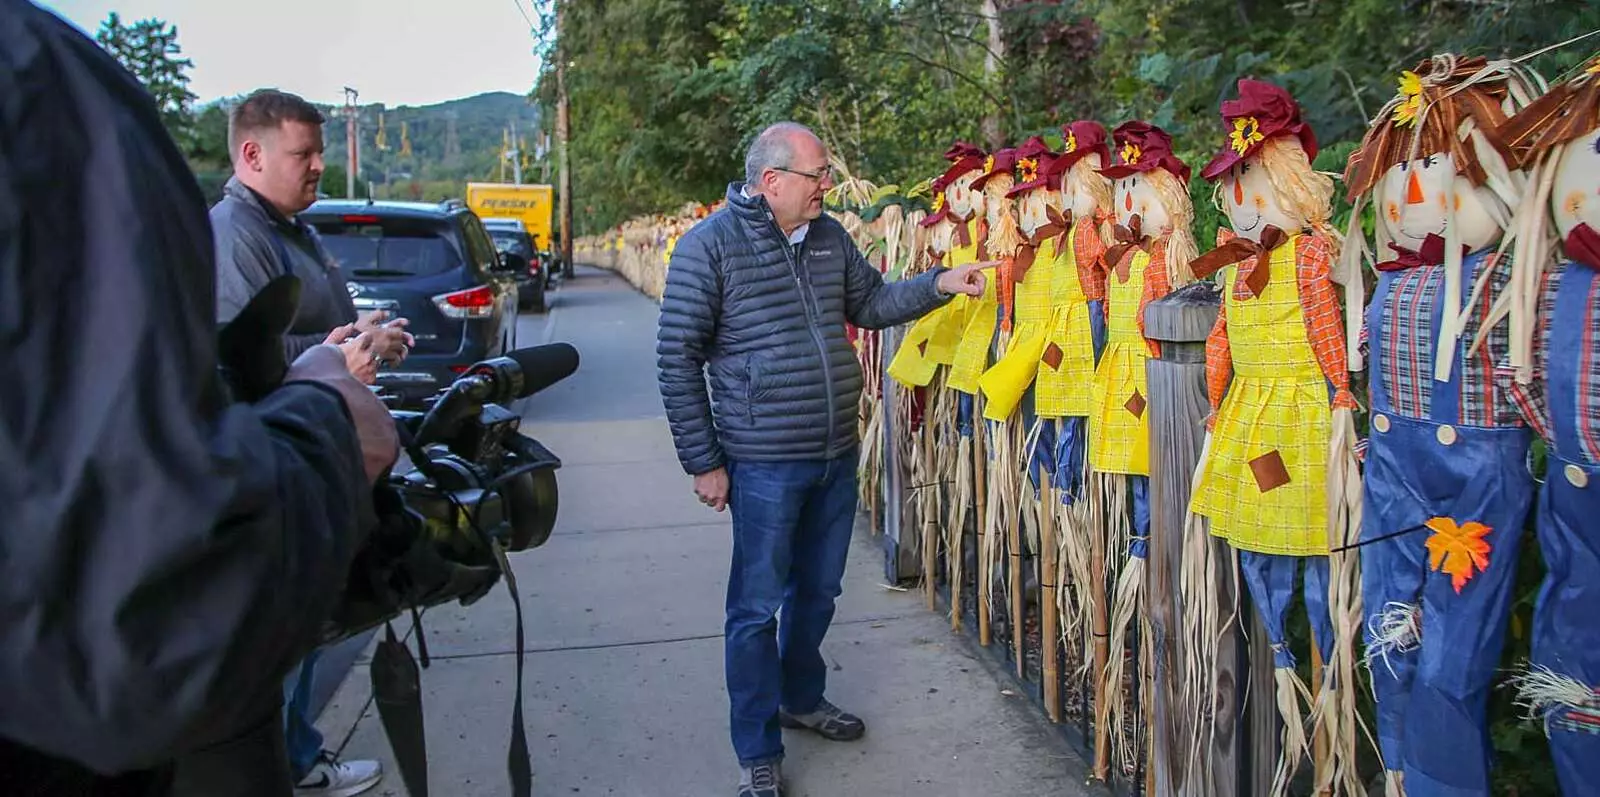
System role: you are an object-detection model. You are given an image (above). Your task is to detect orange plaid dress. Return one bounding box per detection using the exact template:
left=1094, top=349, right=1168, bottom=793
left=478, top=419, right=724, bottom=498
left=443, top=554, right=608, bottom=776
left=1190, top=231, right=1355, bottom=555
left=1036, top=218, right=1106, bottom=418
left=1089, top=240, right=1171, bottom=475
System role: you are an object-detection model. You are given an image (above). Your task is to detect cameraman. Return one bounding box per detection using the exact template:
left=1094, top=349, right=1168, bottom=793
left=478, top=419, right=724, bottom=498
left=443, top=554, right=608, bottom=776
left=0, top=3, right=398, bottom=795
left=211, top=88, right=411, bottom=795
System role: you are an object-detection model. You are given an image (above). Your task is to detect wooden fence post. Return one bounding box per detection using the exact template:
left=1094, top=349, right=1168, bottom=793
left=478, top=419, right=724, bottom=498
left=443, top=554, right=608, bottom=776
left=1143, top=283, right=1219, bottom=796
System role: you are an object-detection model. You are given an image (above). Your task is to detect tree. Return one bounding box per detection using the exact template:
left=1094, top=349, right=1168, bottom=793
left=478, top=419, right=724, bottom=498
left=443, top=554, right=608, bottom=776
left=95, top=12, right=198, bottom=150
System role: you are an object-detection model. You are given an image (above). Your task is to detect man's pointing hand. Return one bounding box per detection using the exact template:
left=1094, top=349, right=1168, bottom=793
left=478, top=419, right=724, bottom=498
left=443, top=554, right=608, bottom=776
left=936, top=259, right=1002, bottom=297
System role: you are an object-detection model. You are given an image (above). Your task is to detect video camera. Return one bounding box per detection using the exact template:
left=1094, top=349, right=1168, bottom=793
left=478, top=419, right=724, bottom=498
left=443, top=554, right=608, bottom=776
left=215, top=275, right=579, bottom=640
left=218, top=276, right=577, bottom=796
left=325, top=342, right=579, bottom=643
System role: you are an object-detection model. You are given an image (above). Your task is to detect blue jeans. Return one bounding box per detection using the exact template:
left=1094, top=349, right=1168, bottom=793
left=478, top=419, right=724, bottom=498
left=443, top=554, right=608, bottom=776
left=724, top=448, right=859, bottom=766
left=282, top=648, right=325, bottom=782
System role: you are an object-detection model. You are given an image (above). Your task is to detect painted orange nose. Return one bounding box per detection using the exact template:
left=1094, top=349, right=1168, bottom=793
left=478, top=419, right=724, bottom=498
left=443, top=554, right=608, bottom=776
left=1406, top=172, right=1425, bottom=205
left=1232, top=179, right=1244, bottom=207
left=1124, top=192, right=1133, bottom=212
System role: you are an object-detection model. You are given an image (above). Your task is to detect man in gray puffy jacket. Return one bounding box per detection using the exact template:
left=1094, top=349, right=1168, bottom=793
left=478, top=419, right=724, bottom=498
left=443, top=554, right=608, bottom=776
left=656, top=122, right=990, bottom=797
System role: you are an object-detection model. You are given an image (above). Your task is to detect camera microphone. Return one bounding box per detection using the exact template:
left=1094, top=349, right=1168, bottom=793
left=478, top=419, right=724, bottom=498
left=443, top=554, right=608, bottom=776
left=413, top=343, right=580, bottom=447
left=471, top=343, right=581, bottom=405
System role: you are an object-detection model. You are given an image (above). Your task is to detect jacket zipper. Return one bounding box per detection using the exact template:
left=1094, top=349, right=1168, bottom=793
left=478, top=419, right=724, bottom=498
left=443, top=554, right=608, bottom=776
left=766, top=211, right=836, bottom=456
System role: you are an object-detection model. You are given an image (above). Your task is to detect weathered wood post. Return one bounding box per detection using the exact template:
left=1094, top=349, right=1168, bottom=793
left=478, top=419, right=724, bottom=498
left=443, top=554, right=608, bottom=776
left=1142, top=282, right=1219, bottom=796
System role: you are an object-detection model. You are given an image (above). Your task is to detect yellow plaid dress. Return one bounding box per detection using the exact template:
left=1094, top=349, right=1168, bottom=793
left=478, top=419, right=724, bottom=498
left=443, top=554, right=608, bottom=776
left=1190, top=236, right=1329, bottom=555
left=886, top=221, right=979, bottom=387
left=1036, top=220, right=1102, bottom=418
left=947, top=225, right=996, bottom=395
left=977, top=236, right=1057, bottom=420
left=1089, top=248, right=1153, bottom=475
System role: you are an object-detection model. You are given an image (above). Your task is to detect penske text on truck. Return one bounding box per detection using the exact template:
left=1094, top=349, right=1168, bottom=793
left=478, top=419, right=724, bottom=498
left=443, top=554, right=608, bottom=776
left=465, top=183, right=555, bottom=249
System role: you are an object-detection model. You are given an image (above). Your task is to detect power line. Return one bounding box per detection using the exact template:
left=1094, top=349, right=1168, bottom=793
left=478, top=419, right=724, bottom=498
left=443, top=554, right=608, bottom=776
left=510, top=0, right=535, bottom=32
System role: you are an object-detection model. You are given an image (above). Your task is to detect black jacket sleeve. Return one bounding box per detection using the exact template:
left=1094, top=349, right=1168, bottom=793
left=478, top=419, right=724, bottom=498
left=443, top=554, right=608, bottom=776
left=0, top=3, right=370, bottom=773
left=841, top=232, right=950, bottom=330
left=655, top=227, right=725, bottom=475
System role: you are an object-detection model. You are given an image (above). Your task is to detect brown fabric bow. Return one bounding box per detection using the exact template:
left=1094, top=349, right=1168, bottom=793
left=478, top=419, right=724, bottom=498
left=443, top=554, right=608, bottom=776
left=1011, top=243, right=1037, bottom=283
left=1035, top=206, right=1071, bottom=246
left=1375, top=233, right=1449, bottom=271
left=1567, top=223, right=1600, bottom=271
left=951, top=211, right=975, bottom=249
left=1105, top=214, right=1153, bottom=282
left=976, top=217, right=991, bottom=261
left=1189, top=225, right=1288, bottom=299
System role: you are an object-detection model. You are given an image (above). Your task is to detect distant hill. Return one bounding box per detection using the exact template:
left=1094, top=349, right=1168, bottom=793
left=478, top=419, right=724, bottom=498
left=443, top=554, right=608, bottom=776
left=319, top=91, right=546, bottom=200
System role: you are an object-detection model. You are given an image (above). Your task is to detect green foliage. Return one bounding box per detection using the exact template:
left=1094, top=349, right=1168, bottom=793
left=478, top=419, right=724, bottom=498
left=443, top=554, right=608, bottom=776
left=95, top=13, right=198, bottom=152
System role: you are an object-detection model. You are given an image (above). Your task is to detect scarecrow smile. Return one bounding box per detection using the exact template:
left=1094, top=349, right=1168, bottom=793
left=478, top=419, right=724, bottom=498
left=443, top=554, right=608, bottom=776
left=1234, top=211, right=1262, bottom=233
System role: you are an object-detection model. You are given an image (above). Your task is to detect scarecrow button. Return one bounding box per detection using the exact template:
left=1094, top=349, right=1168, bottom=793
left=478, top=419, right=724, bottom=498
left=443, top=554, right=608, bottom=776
left=1373, top=414, right=1390, bottom=433
left=1436, top=424, right=1458, bottom=446
left=1566, top=464, right=1589, bottom=489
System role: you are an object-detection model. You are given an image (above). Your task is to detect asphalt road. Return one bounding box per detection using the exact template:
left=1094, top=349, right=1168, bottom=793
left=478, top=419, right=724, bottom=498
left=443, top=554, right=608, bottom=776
left=312, top=265, right=1100, bottom=797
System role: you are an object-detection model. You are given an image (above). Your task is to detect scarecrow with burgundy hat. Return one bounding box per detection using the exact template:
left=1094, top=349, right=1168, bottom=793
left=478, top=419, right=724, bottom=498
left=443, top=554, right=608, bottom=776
left=1344, top=54, right=1544, bottom=797
left=1024, top=120, right=1116, bottom=720
left=948, top=146, right=1030, bottom=651
left=915, top=142, right=992, bottom=630
left=1493, top=55, right=1600, bottom=795
left=1186, top=78, right=1368, bottom=796
left=1088, top=120, right=1199, bottom=778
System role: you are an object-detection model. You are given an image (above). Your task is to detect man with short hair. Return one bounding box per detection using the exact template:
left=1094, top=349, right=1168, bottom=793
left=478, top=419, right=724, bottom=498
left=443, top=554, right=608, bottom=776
left=211, top=88, right=408, bottom=797
left=657, top=122, right=990, bottom=797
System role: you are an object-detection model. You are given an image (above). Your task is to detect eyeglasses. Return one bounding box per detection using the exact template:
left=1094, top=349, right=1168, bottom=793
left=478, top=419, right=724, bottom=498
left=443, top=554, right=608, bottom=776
left=772, top=165, right=835, bottom=183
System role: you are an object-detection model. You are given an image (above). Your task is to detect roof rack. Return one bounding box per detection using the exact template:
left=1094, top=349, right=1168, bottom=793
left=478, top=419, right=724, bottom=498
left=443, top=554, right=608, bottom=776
left=439, top=198, right=468, bottom=212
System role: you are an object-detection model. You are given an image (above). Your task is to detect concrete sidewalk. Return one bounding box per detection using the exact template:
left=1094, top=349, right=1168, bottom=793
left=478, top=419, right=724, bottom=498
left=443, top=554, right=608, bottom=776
left=314, top=266, right=1100, bottom=797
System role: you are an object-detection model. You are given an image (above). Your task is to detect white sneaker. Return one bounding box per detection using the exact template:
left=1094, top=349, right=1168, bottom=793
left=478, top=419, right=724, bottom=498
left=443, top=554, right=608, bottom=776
left=294, top=751, right=383, bottom=797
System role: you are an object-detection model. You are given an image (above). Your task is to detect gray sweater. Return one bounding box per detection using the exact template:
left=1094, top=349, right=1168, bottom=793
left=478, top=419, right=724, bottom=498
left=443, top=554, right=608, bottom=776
left=211, top=177, right=358, bottom=357
left=656, top=182, right=951, bottom=475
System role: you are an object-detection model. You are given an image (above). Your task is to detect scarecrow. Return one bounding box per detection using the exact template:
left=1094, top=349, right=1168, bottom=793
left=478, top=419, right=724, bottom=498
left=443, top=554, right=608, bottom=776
left=1090, top=121, right=1198, bottom=776
left=1186, top=79, right=1365, bottom=795
left=1494, top=55, right=1600, bottom=796
left=918, top=143, right=992, bottom=630
left=1343, top=54, right=1542, bottom=796
left=959, top=147, right=1027, bottom=650
left=1040, top=122, right=1114, bottom=683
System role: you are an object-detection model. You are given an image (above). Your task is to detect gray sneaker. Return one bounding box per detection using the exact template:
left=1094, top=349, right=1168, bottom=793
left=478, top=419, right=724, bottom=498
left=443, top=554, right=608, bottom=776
left=778, top=697, right=866, bottom=741
left=737, top=760, right=783, bottom=797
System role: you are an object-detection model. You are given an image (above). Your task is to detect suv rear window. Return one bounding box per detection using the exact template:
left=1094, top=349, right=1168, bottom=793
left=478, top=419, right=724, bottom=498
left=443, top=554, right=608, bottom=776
left=311, top=216, right=463, bottom=278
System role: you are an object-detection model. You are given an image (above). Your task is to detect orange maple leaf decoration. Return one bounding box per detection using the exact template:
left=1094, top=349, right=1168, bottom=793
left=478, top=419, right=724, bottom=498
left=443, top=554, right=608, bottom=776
left=1424, top=516, right=1493, bottom=593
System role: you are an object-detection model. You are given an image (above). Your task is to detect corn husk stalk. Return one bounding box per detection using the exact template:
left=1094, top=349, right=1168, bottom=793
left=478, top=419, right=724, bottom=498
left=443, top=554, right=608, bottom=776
left=918, top=389, right=941, bottom=611
left=1038, top=465, right=1062, bottom=722
left=1098, top=536, right=1146, bottom=777
left=1055, top=433, right=1096, bottom=683
left=1309, top=406, right=1377, bottom=797
left=948, top=406, right=974, bottom=632
left=974, top=397, right=991, bottom=646
left=1089, top=471, right=1126, bottom=780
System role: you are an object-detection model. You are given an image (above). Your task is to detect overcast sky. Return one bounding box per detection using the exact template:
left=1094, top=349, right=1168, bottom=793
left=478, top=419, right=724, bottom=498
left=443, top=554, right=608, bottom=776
left=38, top=0, right=545, bottom=107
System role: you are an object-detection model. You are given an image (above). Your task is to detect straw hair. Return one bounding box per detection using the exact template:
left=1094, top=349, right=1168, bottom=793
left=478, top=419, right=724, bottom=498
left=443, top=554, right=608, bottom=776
left=1144, top=169, right=1199, bottom=286
left=1064, top=157, right=1116, bottom=247
left=1507, top=661, right=1595, bottom=727
left=985, top=176, right=1025, bottom=257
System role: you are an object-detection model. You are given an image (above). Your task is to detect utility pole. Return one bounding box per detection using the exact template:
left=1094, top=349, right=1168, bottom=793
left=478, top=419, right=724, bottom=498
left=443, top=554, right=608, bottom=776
left=556, top=0, right=573, bottom=277
left=509, top=117, right=523, bottom=184
left=343, top=86, right=360, bottom=198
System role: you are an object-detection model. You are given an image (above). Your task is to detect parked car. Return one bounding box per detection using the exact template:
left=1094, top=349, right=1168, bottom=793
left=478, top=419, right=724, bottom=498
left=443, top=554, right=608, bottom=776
left=481, top=216, right=548, bottom=312
left=301, top=198, right=520, bottom=407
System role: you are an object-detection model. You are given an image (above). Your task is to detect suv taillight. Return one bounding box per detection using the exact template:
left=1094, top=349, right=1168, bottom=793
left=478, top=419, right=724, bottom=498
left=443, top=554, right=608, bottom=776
left=433, top=285, right=496, bottom=318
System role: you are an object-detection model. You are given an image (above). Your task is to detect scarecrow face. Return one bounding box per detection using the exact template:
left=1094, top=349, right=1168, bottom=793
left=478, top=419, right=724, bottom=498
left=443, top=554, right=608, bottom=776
left=947, top=171, right=984, bottom=219
left=1115, top=172, right=1170, bottom=234
left=1017, top=190, right=1050, bottom=237
left=1377, top=153, right=1500, bottom=253
left=929, top=218, right=955, bottom=256
left=1065, top=153, right=1106, bottom=222
left=1551, top=126, right=1600, bottom=239
left=1222, top=155, right=1299, bottom=243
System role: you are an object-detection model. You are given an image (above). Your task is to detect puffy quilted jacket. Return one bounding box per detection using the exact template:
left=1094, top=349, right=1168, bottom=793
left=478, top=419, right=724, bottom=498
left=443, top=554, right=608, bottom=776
left=656, top=183, right=950, bottom=474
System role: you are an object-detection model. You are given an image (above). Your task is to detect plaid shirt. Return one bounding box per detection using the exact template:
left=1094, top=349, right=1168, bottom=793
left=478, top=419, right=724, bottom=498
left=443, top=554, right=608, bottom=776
left=1135, top=237, right=1173, bottom=359
left=1503, top=258, right=1600, bottom=462
left=1205, top=230, right=1354, bottom=427
left=1074, top=213, right=1110, bottom=302
left=1370, top=248, right=1521, bottom=427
